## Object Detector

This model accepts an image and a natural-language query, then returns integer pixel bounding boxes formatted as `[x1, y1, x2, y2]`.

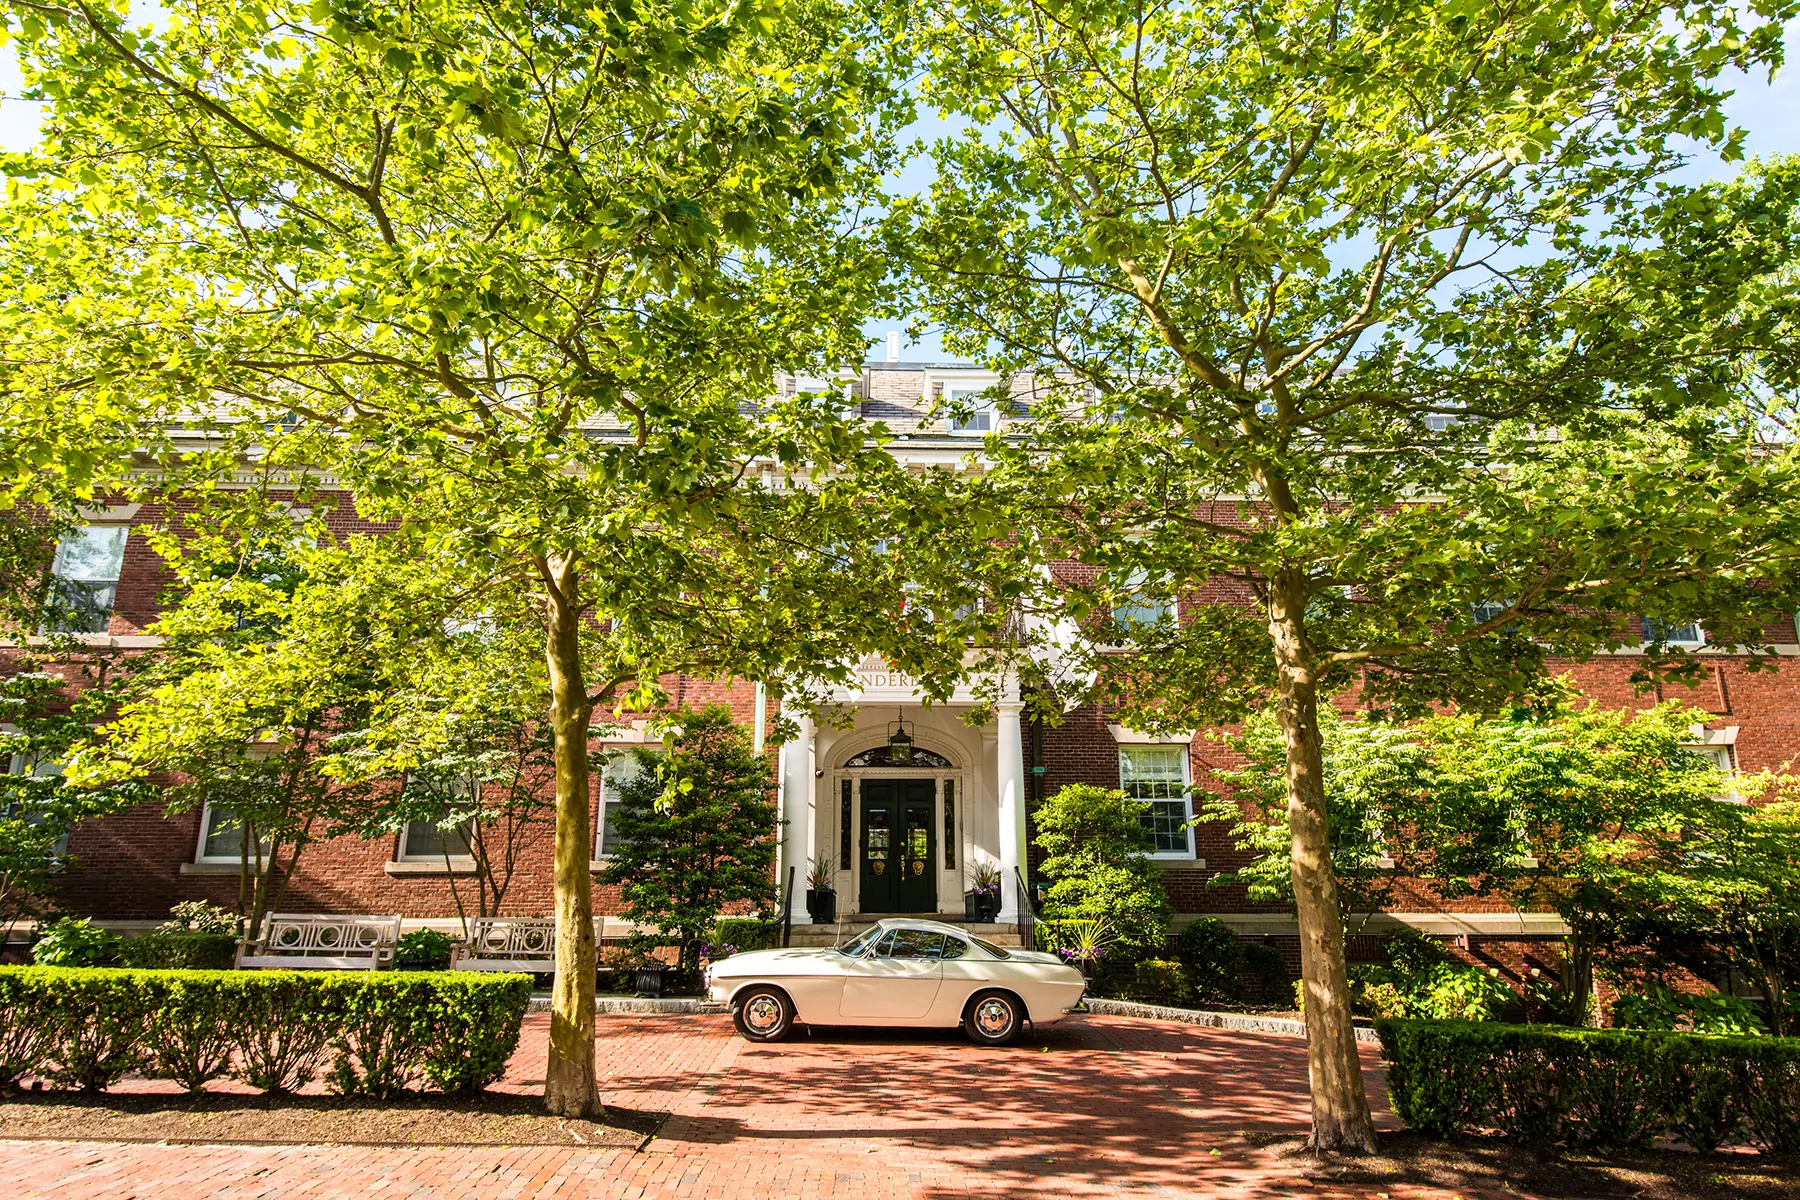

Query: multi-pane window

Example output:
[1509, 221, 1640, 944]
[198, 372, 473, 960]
[1112, 569, 1173, 629]
[197, 804, 273, 863]
[1642, 616, 1705, 647]
[943, 385, 997, 435]
[401, 818, 472, 860]
[398, 772, 476, 861]
[44, 525, 129, 633]
[596, 751, 656, 858]
[3, 752, 71, 859]
[1120, 746, 1191, 856]
[1470, 600, 1510, 627]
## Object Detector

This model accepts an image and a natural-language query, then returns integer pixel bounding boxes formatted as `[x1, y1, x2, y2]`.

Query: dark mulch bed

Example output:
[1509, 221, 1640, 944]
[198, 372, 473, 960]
[0, 1090, 665, 1147]
[1248, 1130, 1796, 1200]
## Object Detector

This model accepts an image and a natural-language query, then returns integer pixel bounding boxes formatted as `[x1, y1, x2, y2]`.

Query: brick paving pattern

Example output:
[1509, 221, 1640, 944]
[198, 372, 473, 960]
[0, 1013, 1520, 1198]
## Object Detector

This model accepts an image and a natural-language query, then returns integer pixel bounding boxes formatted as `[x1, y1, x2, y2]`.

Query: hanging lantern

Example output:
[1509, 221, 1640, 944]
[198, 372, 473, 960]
[887, 710, 915, 764]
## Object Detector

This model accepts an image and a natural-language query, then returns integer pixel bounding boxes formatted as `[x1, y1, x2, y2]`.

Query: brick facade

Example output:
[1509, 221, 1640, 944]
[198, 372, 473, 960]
[12, 365, 1800, 984]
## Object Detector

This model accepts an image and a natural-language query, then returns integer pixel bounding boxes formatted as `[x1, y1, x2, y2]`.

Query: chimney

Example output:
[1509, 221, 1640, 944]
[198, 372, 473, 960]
[886, 331, 901, 363]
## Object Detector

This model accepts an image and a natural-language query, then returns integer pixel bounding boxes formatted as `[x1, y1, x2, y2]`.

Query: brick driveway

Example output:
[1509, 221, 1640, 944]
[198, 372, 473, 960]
[0, 1012, 1509, 1199]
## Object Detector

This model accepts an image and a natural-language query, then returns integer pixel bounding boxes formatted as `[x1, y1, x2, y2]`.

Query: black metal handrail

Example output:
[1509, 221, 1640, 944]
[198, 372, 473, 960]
[1012, 866, 1037, 951]
[780, 864, 795, 948]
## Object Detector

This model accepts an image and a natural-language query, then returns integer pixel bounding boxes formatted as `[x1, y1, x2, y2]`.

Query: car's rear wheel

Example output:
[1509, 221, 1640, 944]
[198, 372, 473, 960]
[732, 985, 794, 1042]
[964, 989, 1023, 1046]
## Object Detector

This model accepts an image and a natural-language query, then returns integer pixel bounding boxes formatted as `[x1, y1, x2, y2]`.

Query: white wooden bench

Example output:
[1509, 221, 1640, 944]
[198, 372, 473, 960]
[451, 916, 556, 973]
[235, 913, 403, 971]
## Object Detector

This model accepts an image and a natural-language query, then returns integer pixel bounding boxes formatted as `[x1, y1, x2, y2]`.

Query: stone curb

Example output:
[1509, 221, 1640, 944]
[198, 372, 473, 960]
[1082, 997, 1379, 1043]
[527, 994, 723, 1015]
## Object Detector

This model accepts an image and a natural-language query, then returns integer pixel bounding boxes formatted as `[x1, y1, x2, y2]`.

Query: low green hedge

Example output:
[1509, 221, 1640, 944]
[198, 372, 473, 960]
[117, 932, 239, 971]
[0, 967, 532, 1096]
[1377, 1018, 1800, 1154]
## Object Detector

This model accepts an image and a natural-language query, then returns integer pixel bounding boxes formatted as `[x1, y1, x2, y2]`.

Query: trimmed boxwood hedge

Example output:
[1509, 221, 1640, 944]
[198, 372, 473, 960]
[0, 967, 532, 1096]
[1377, 1018, 1800, 1153]
[116, 932, 239, 971]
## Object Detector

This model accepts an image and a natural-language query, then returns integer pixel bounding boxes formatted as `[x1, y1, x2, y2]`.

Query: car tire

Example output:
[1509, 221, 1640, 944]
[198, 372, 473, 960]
[964, 989, 1023, 1046]
[732, 985, 795, 1043]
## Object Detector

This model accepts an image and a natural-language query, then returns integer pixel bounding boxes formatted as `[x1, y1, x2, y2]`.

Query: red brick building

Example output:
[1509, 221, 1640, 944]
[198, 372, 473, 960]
[13, 362, 1800, 984]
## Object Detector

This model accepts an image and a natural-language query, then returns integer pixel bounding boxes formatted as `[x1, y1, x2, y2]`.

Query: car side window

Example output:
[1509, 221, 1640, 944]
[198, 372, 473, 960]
[939, 936, 968, 961]
[882, 929, 946, 959]
[868, 930, 898, 957]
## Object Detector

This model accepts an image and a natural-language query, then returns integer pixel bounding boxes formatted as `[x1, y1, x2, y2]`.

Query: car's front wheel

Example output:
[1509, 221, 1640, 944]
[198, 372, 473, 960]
[732, 985, 795, 1042]
[964, 990, 1023, 1046]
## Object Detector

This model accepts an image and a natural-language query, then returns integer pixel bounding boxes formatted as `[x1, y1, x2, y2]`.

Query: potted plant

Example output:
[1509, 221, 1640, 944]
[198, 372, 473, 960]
[1043, 916, 1114, 980]
[634, 957, 668, 997]
[965, 861, 1002, 923]
[804, 857, 837, 924]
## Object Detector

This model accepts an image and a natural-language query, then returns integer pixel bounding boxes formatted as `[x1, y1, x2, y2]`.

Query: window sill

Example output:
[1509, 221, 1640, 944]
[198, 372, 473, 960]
[181, 861, 258, 876]
[1150, 856, 1205, 869]
[385, 859, 478, 877]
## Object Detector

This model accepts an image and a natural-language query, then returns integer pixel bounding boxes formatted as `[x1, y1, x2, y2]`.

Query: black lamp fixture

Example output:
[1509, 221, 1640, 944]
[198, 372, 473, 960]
[886, 709, 915, 764]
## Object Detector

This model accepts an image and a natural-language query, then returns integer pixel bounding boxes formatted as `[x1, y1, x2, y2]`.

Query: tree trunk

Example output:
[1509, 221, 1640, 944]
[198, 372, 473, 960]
[1269, 572, 1377, 1154]
[541, 554, 600, 1118]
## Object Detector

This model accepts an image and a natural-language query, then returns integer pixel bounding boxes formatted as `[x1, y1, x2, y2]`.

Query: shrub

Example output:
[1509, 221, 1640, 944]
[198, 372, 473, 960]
[1408, 963, 1513, 1021]
[712, 917, 779, 953]
[1614, 983, 1767, 1036]
[394, 929, 455, 972]
[1033, 784, 1170, 954]
[118, 932, 238, 971]
[1122, 958, 1194, 1007]
[1242, 942, 1291, 1004]
[1170, 919, 1247, 1006]
[38, 968, 158, 1090]
[156, 901, 238, 935]
[149, 971, 237, 1092]
[32, 917, 122, 966]
[229, 971, 345, 1092]
[1377, 1018, 1800, 1153]
[0, 970, 55, 1091]
[0, 967, 532, 1096]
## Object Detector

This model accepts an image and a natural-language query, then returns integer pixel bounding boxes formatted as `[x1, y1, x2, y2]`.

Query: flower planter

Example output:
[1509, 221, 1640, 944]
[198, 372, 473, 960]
[806, 889, 837, 924]
[964, 890, 1001, 924]
[633, 962, 667, 998]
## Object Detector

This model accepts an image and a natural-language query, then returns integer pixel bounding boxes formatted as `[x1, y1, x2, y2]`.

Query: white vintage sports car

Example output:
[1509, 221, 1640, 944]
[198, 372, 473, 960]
[703, 917, 1087, 1046]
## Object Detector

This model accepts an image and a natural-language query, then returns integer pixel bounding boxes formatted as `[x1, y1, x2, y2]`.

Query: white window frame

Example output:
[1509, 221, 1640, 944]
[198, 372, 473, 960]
[927, 371, 1004, 437]
[1119, 745, 1194, 860]
[194, 802, 274, 864]
[1682, 725, 1740, 801]
[1111, 568, 1174, 629]
[193, 743, 279, 864]
[395, 772, 478, 862]
[1641, 615, 1705, 649]
[3, 748, 71, 859]
[943, 384, 999, 435]
[594, 749, 660, 860]
[43, 523, 130, 634]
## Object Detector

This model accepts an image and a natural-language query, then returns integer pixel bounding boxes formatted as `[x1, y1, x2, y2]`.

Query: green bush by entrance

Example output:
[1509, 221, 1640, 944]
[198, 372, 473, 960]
[117, 932, 238, 971]
[711, 917, 779, 953]
[1377, 1018, 1800, 1153]
[0, 967, 531, 1096]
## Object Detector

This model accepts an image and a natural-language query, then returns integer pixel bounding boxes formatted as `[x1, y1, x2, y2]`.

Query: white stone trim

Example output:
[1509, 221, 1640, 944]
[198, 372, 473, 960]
[1106, 724, 1195, 745]
[1183, 911, 1571, 937]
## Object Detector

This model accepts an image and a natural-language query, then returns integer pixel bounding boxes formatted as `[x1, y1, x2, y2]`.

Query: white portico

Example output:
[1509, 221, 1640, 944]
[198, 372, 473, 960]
[776, 655, 1028, 925]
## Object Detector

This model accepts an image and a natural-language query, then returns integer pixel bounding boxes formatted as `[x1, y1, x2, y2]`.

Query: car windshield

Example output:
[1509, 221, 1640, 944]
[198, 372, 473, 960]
[836, 926, 885, 957]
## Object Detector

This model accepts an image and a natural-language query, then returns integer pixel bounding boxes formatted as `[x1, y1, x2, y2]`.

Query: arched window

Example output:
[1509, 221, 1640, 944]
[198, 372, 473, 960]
[843, 744, 955, 769]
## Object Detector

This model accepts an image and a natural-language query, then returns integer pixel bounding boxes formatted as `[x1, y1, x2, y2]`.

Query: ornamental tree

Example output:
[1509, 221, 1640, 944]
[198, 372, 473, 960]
[600, 704, 778, 980]
[899, 0, 1800, 1149]
[0, 0, 1019, 1118]
[1032, 782, 1171, 955]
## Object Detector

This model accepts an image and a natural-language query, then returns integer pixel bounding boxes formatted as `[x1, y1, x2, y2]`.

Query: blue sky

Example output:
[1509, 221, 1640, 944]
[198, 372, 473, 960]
[5, 18, 1797, 361]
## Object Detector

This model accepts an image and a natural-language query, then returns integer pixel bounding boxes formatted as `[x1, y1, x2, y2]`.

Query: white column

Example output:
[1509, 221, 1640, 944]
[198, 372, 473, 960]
[995, 702, 1027, 923]
[778, 712, 817, 925]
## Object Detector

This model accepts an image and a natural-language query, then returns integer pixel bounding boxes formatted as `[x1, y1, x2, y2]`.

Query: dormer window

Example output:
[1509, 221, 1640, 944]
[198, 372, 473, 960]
[943, 384, 997, 434]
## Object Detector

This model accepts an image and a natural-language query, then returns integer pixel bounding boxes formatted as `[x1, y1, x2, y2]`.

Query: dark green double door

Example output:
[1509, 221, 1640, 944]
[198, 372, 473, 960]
[859, 779, 936, 914]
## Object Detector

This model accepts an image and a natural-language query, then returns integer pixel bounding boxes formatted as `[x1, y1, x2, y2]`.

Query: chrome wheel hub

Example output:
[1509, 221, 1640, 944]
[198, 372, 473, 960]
[744, 995, 782, 1034]
[975, 997, 1013, 1037]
